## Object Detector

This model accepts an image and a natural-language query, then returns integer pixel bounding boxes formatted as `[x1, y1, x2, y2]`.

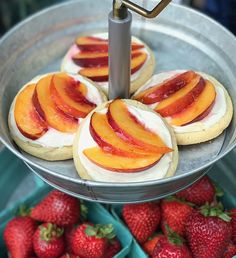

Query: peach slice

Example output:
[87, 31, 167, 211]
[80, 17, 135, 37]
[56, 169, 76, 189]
[72, 51, 142, 68]
[76, 36, 108, 52]
[14, 84, 48, 140]
[50, 73, 96, 118]
[73, 52, 109, 67]
[33, 75, 78, 133]
[155, 76, 205, 117]
[79, 52, 147, 82]
[90, 112, 163, 157]
[107, 99, 172, 154]
[83, 147, 162, 172]
[186, 101, 215, 125]
[76, 36, 144, 52]
[170, 80, 216, 126]
[134, 71, 197, 104]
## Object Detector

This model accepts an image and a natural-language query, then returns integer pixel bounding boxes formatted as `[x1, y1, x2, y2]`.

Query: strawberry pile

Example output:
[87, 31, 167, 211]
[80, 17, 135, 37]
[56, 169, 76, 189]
[122, 176, 236, 258]
[4, 190, 121, 258]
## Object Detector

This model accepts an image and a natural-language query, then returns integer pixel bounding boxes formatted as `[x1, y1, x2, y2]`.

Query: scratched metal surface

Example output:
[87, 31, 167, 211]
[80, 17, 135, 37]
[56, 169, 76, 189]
[0, 0, 236, 202]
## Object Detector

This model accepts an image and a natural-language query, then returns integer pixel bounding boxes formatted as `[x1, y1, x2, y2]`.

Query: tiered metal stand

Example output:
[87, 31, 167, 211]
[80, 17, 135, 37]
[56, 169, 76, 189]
[0, 0, 236, 203]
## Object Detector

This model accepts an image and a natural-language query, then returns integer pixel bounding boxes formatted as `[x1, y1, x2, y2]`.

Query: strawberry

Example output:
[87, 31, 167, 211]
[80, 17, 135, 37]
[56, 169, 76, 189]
[176, 176, 216, 206]
[122, 202, 161, 244]
[4, 216, 37, 258]
[161, 197, 194, 236]
[142, 234, 165, 256]
[185, 203, 232, 258]
[33, 223, 65, 258]
[60, 254, 80, 258]
[230, 208, 236, 243]
[72, 223, 115, 258]
[65, 225, 77, 253]
[152, 228, 193, 258]
[31, 190, 80, 226]
[223, 242, 236, 258]
[104, 238, 121, 258]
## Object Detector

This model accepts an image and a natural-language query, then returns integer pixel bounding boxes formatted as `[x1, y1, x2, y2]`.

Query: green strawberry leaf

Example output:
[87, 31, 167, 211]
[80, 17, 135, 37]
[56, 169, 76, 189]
[80, 201, 88, 222]
[16, 205, 31, 217]
[165, 224, 185, 246]
[212, 181, 224, 198]
[200, 202, 231, 222]
[85, 225, 97, 236]
[40, 223, 64, 242]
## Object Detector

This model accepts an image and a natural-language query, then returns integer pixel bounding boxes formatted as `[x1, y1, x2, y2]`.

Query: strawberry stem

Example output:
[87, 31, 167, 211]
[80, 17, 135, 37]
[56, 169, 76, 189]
[200, 203, 231, 222]
[80, 200, 88, 222]
[165, 224, 185, 246]
[165, 196, 194, 207]
[40, 223, 64, 242]
[17, 205, 31, 217]
[212, 181, 224, 198]
[85, 224, 116, 239]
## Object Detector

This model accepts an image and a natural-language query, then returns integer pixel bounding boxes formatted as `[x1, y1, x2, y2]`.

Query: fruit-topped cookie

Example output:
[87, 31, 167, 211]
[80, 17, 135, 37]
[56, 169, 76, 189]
[8, 72, 107, 160]
[133, 70, 233, 145]
[73, 99, 178, 182]
[61, 32, 155, 94]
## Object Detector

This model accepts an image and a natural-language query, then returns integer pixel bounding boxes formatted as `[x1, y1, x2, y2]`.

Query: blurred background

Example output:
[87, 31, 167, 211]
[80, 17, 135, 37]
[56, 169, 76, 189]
[0, 0, 236, 36]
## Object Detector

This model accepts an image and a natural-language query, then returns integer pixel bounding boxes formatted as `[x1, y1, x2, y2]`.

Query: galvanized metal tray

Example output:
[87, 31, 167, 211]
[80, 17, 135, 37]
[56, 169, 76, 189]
[0, 0, 236, 203]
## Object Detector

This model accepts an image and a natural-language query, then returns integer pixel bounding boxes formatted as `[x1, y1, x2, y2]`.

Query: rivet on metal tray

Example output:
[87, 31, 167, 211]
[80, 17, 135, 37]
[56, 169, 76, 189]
[108, 0, 171, 100]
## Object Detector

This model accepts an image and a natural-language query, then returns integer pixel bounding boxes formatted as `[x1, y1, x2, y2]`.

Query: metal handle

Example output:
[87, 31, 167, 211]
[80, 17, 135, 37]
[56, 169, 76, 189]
[109, 0, 171, 100]
[113, 0, 172, 19]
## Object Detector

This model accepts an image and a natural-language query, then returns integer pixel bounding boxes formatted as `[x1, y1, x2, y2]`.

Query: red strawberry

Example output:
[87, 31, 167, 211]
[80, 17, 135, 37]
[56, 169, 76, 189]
[4, 216, 37, 258]
[230, 208, 236, 243]
[31, 190, 80, 226]
[185, 203, 232, 258]
[104, 238, 121, 258]
[72, 223, 115, 258]
[122, 202, 161, 244]
[153, 230, 193, 258]
[65, 225, 77, 253]
[161, 197, 194, 236]
[176, 176, 215, 206]
[223, 242, 236, 258]
[142, 234, 165, 256]
[60, 254, 80, 258]
[33, 223, 65, 258]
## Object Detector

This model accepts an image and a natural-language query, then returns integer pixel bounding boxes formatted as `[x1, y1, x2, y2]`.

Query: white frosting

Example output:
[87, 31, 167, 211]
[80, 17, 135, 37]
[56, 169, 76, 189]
[77, 104, 173, 182]
[9, 73, 103, 148]
[133, 70, 227, 133]
[62, 32, 150, 92]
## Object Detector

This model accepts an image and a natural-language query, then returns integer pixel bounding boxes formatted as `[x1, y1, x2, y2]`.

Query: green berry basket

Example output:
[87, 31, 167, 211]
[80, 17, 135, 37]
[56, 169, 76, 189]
[0, 147, 46, 256]
[111, 150, 236, 258]
[0, 180, 132, 258]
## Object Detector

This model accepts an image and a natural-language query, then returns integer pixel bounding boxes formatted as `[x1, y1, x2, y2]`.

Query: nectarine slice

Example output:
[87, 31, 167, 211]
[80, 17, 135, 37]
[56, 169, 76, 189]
[76, 36, 108, 52]
[73, 52, 109, 67]
[83, 147, 162, 172]
[50, 73, 96, 118]
[76, 36, 144, 52]
[107, 99, 172, 154]
[73, 51, 142, 68]
[14, 84, 48, 140]
[90, 112, 164, 157]
[33, 75, 78, 133]
[186, 101, 215, 125]
[155, 76, 205, 117]
[79, 52, 147, 82]
[134, 71, 197, 104]
[171, 80, 216, 126]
